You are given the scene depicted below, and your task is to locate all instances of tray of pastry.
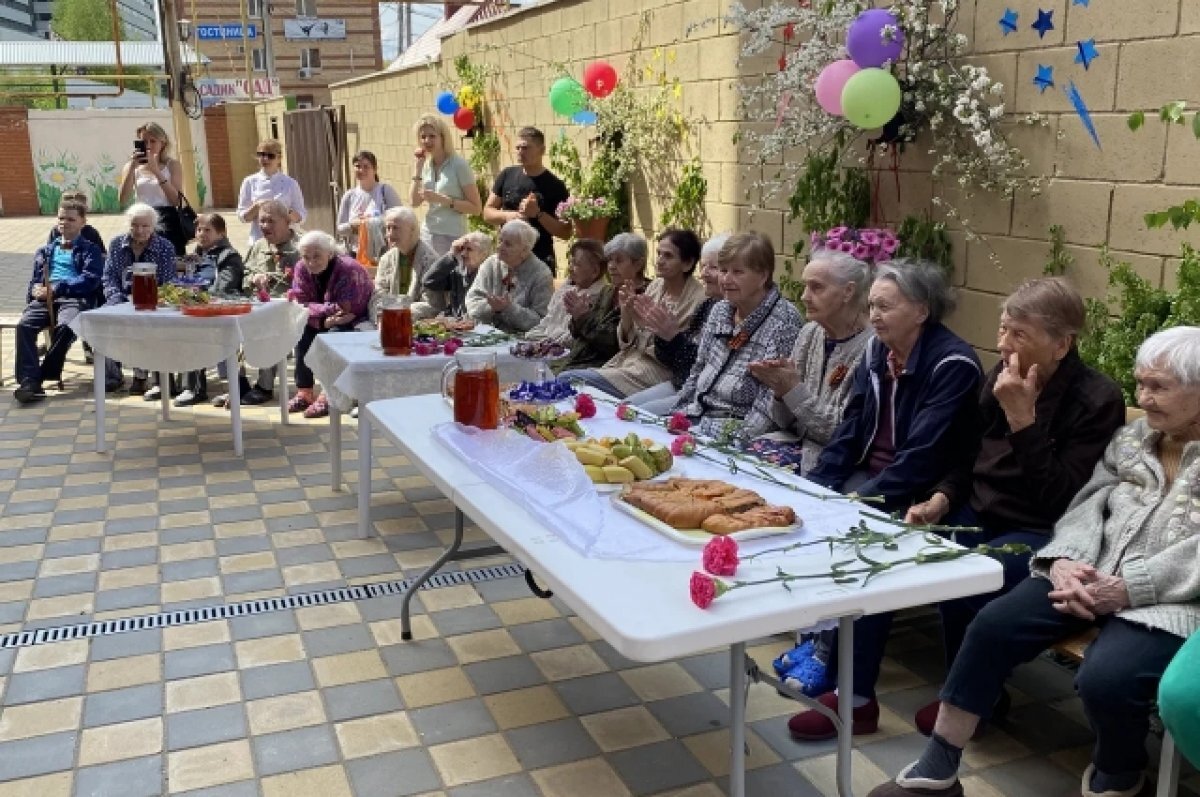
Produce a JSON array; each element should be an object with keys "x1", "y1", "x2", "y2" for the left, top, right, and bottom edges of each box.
[{"x1": 612, "y1": 477, "x2": 801, "y2": 545}]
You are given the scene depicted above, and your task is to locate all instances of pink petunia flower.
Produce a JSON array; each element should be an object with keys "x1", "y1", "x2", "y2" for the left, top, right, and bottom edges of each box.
[
  {"x1": 852, "y1": 243, "x2": 871, "y2": 260},
  {"x1": 702, "y1": 536, "x2": 739, "y2": 576}
]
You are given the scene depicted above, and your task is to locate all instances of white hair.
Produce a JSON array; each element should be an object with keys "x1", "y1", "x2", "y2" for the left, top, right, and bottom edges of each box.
[
  {"x1": 125, "y1": 202, "x2": 157, "y2": 225},
  {"x1": 1136, "y1": 326, "x2": 1200, "y2": 386},
  {"x1": 500, "y1": 219, "x2": 538, "y2": 250},
  {"x1": 874, "y1": 258, "x2": 955, "y2": 324},
  {"x1": 297, "y1": 230, "x2": 338, "y2": 256},
  {"x1": 604, "y1": 232, "x2": 648, "y2": 265},
  {"x1": 811, "y1": 248, "x2": 873, "y2": 307},
  {"x1": 463, "y1": 231, "x2": 493, "y2": 257},
  {"x1": 701, "y1": 232, "x2": 731, "y2": 260},
  {"x1": 384, "y1": 206, "x2": 418, "y2": 228}
]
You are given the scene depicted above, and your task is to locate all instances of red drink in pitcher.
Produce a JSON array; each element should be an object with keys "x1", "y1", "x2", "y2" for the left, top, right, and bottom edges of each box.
[
  {"x1": 453, "y1": 368, "x2": 500, "y2": 430},
  {"x1": 380, "y1": 306, "x2": 413, "y2": 356},
  {"x1": 131, "y1": 263, "x2": 158, "y2": 311}
]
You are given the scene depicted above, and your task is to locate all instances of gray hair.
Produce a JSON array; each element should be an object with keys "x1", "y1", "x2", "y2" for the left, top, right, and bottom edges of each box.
[
  {"x1": 384, "y1": 206, "x2": 418, "y2": 229},
  {"x1": 125, "y1": 202, "x2": 157, "y2": 225},
  {"x1": 1135, "y1": 326, "x2": 1200, "y2": 386},
  {"x1": 297, "y1": 230, "x2": 338, "y2": 256},
  {"x1": 258, "y1": 199, "x2": 290, "y2": 222},
  {"x1": 604, "y1": 233, "x2": 649, "y2": 266},
  {"x1": 701, "y1": 232, "x2": 731, "y2": 260},
  {"x1": 499, "y1": 219, "x2": 538, "y2": 250},
  {"x1": 463, "y1": 231, "x2": 493, "y2": 257},
  {"x1": 811, "y1": 248, "x2": 872, "y2": 307},
  {"x1": 874, "y1": 258, "x2": 954, "y2": 324}
]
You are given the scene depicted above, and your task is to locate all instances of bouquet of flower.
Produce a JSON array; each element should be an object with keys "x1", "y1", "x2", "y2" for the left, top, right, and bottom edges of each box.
[
  {"x1": 810, "y1": 226, "x2": 899, "y2": 266},
  {"x1": 556, "y1": 195, "x2": 619, "y2": 222}
]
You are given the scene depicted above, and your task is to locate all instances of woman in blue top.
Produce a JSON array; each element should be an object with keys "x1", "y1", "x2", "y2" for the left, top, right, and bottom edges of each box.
[
  {"x1": 336, "y1": 150, "x2": 402, "y2": 260},
  {"x1": 409, "y1": 114, "x2": 482, "y2": 256}
]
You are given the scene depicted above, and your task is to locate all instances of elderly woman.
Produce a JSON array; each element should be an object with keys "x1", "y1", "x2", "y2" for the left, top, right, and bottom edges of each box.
[
  {"x1": 369, "y1": 206, "x2": 441, "y2": 323},
  {"x1": 465, "y1": 220, "x2": 553, "y2": 334},
  {"x1": 557, "y1": 237, "x2": 648, "y2": 374},
  {"x1": 101, "y1": 202, "x2": 177, "y2": 394},
  {"x1": 288, "y1": 231, "x2": 374, "y2": 419},
  {"x1": 746, "y1": 250, "x2": 872, "y2": 474},
  {"x1": 867, "y1": 327, "x2": 1200, "y2": 797},
  {"x1": 788, "y1": 277, "x2": 1126, "y2": 740},
  {"x1": 410, "y1": 114, "x2": 482, "y2": 255},
  {"x1": 526, "y1": 238, "x2": 609, "y2": 345},
  {"x1": 670, "y1": 232, "x2": 801, "y2": 440},
  {"x1": 419, "y1": 232, "x2": 493, "y2": 318}
]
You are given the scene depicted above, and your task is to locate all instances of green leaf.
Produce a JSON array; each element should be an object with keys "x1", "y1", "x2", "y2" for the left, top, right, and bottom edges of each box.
[
  {"x1": 1193, "y1": 112, "x2": 1200, "y2": 140},
  {"x1": 1127, "y1": 111, "x2": 1145, "y2": 132},
  {"x1": 1161, "y1": 101, "x2": 1187, "y2": 124}
]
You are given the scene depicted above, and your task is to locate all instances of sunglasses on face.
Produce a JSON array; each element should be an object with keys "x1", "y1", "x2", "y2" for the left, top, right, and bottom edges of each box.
[{"x1": 256, "y1": 152, "x2": 278, "y2": 159}]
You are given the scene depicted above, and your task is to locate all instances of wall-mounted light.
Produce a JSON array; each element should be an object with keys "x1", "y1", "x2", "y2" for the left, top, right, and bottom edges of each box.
[{"x1": 178, "y1": 18, "x2": 192, "y2": 40}]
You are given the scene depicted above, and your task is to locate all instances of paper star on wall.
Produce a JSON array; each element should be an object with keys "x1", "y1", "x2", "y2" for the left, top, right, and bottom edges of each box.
[
  {"x1": 1033, "y1": 65, "x2": 1055, "y2": 94},
  {"x1": 1032, "y1": 9, "x2": 1055, "y2": 38},
  {"x1": 1075, "y1": 39, "x2": 1100, "y2": 69},
  {"x1": 1066, "y1": 81, "x2": 1101, "y2": 149},
  {"x1": 1072, "y1": 0, "x2": 1090, "y2": 6},
  {"x1": 999, "y1": 8, "x2": 1019, "y2": 35}
]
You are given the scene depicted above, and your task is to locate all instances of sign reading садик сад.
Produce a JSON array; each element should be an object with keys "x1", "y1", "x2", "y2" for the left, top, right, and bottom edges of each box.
[{"x1": 197, "y1": 78, "x2": 281, "y2": 105}]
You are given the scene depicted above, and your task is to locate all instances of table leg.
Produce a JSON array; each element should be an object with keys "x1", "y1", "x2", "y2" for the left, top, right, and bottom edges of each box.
[
  {"x1": 728, "y1": 641, "x2": 747, "y2": 797},
  {"x1": 837, "y1": 616, "x2": 856, "y2": 797},
  {"x1": 158, "y1": 371, "x2": 171, "y2": 422},
  {"x1": 330, "y1": 403, "x2": 343, "y2": 492},
  {"x1": 356, "y1": 410, "x2": 372, "y2": 538},
  {"x1": 227, "y1": 355, "x2": 243, "y2": 457},
  {"x1": 400, "y1": 508, "x2": 464, "y2": 641},
  {"x1": 93, "y1": 354, "x2": 106, "y2": 453},
  {"x1": 277, "y1": 358, "x2": 288, "y2": 425}
]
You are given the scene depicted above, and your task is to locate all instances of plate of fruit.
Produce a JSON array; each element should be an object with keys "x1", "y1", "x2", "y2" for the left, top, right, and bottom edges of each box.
[
  {"x1": 504, "y1": 406, "x2": 586, "y2": 442},
  {"x1": 510, "y1": 339, "x2": 570, "y2": 362},
  {"x1": 564, "y1": 433, "x2": 675, "y2": 491}
]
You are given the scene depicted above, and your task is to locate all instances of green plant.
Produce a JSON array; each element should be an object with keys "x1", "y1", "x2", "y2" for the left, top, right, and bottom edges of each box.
[
  {"x1": 1079, "y1": 244, "x2": 1200, "y2": 403},
  {"x1": 468, "y1": 128, "x2": 499, "y2": 176},
  {"x1": 659, "y1": 158, "x2": 708, "y2": 234},
  {"x1": 192, "y1": 149, "x2": 208, "y2": 207},
  {"x1": 1042, "y1": 224, "x2": 1073, "y2": 276},
  {"x1": 1127, "y1": 101, "x2": 1200, "y2": 139},
  {"x1": 897, "y1": 215, "x2": 953, "y2": 275}
]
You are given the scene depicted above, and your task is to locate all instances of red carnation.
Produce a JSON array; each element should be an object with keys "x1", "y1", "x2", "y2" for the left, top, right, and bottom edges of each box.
[
  {"x1": 443, "y1": 338, "x2": 463, "y2": 356},
  {"x1": 702, "y1": 536, "x2": 740, "y2": 577},
  {"x1": 616, "y1": 402, "x2": 637, "y2": 421},
  {"x1": 574, "y1": 393, "x2": 597, "y2": 419},
  {"x1": 670, "y1": 434, "x2": 696, "y2": 457},
  {"x1": 690, "y1": 572, "x2": 729, "y2": 609},
  {"x1": 667, "y1": 412, "x2": 691, "y2": 434}
]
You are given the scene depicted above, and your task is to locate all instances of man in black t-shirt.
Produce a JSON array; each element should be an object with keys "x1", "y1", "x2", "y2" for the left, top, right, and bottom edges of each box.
[{"x1": 483, "y1": 126, "x2": 571, "y2": 273}]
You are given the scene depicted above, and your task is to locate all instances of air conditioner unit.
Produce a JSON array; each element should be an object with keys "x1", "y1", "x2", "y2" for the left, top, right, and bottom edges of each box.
[
  {"x1": 298, "y1": 67, "x2": 313, "y2": 78},
  {"x1": 235, "y1": 44, "x2": 244, "y2": 55}
]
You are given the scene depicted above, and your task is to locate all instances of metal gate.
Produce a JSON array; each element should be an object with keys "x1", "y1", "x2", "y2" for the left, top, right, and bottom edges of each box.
[{"x1": 281, "y1": 106, "x2": 348, "y2": 236}]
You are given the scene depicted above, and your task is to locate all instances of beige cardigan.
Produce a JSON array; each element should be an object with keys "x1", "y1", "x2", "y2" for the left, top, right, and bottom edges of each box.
[{"x1": 596, "y1": 276, "x2": 707, "y2": 397}]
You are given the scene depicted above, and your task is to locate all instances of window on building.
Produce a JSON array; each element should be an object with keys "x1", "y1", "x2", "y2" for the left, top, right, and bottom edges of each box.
[
  {"x1": 247, "y1": 0, "x2": 263, "y2": 17},
  {"x1": 296, "y1": 94, "x2": 315, "y2": 109},
  {"x1": 295, "y1": 0, "x2": 316, "y2": 17},
  {"x1": 301, "y1": 48, "x2": 322, "y2": 72},
  {"x1": 252, "y1": 48, "x2": 267, "y2": 72}
]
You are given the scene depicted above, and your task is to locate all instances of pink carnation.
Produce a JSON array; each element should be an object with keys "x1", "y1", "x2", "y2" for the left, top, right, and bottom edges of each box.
[
  {"x1": 702, "y1": 536, "x2": 739, "y2": 576},
  {"x1": 689, "y1": 572, "x2": 729, "y2": 609},
  {"x1": 670, "y1": 434, "x2": 696, "y2": 456},
  {"x1": 442, "y1": 338, "x2": 463, "y2": 355},
  {"x1": 616, "y1": 402, "x2": 637, "y2": 421},
  {"x1": 667, "y1": 413, "x2": 691, "y2": 434},
  {"x1": 574, "y1": 393, "x2": 596, "y2": 419}
]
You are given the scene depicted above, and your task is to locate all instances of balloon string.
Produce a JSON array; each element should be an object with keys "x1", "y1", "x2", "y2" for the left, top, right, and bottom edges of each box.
[{"x1": 867, "y1": 144, "x2": 883, "y2": 226}]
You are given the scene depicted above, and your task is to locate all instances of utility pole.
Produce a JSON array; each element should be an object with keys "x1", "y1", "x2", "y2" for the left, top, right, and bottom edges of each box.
[
  {"x1": 262, "y1": 1, "x2": 276, "y2": 81},
  {"x1": 159, "y1": 0, "x2": 199, "y2": 205}
]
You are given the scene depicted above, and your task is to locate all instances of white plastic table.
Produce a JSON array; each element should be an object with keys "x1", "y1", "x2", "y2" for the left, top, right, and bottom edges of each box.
[
  {"x1": 306, "y1": 329, "x2": 526, "y2": 493},
  {"x1": 72, "y1": 300, "x2": 308, "y2": 456},
  {"x1": 363, "y1": 395, "x2": 1004, "y2": 797}
]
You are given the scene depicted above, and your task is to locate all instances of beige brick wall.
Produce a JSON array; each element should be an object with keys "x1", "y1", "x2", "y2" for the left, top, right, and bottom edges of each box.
[{"x1": 325, "y1": 0, "x2": 1200, "y2": 354}]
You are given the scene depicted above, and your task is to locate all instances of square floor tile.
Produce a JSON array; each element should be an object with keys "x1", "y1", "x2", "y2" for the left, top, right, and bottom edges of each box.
[
  {"x1": 530, "y1": 756, "x2": 632, "y2": 797},
  {"x1": 410, "y1": 698, "x2": 498, "y2": 745},
  {"x1": 395, "y1": 666, "x2": 476, "y2": 709},
  {"x1": 530, "y1": 645, "x2": 610, "y2": 682},
  {"x1": 346, "y1": 749, "x2": 442, "y2": 797},
  {"x1": 83, "y1": 684, "x2": 163, "y2": 728},
  {"x1": 323, "y1": 678, "x2": 404, "y2": 722},
  {"x1": 507, "y1": 619, "x2": 586, "y2": 654},
  {"x1": 484, "y1": 685, "x2": 569, "y2": 730},
  {"x1": 3, "y1": 665, "x2": 85, "y2": 705},
  {"x1": 608, "y1": 739, "x2": 710, "y2": 796},
  {"x1": 0, "y1": 731, "x2": 77, "y2": 781},
  {"x1": 77, "y1": 717, "x2": 163, "y2": 766},
  {"x1": 246, "y1": 691, "x2": 327, "y2": 736},
  {"x1": 73, "y1": 755, "x2": 163, "y2": 797},
  {"x1": 428, "y1": 732, "x2": 521, "y2": 787},
  {"x1": 164, "y1": 643, "x2": 236, "y2": 681},
  {"x1": 504, "y1": 717, "x2": 601, "y2": 771},
  {"x1": 334, "y1": 711, "x2": 420, "y2": 760},
  {"x1": 166, "y1": 704, "x2": 249, "y2": 751},
  {"x1": 301, "y1": 624, "x2": 375, "y2": 658},
  {"x1": 645, "y1": 691, "x2": 733, "y2": 738},
  {"x1": 554, "y1": 672, "x2": 642, "y2": 717},
  {"x1": 462, "y1": 655, "x2": 547, "y2": 696},
  {"x1": 166, "y1": 740, "x2": 255, "y2": 793},
  {"x1": 252, "y1": 725, "x2": 340, "y2": 777},
  {"x1": 239, "y1": 661, "x2": 317, "y2": 701},
  {"x1": 381, "y1": 639, "x2": 458, "y2": 677}
]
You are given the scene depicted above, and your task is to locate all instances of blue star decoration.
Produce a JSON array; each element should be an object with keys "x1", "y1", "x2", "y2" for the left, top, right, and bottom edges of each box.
[
  {"x1": 1032, "y1": 9, "x2": 1055, "y2": 38},
  {"x1": 1072, "y1": 0, "x2": 1090, "y2": 6},
  {"x1": 1066, "y1": 81, "x2": 1101, "y2": 149},
  {"x1": 1075, "y1": 39, "x2": 1100, "y2": 70},
  {"x1": 999, "y1": 8, "x2": 1019, "y2": 35},
  {"x1": 1034, "y1": 65, "x2": 1055, "y2": 94}
]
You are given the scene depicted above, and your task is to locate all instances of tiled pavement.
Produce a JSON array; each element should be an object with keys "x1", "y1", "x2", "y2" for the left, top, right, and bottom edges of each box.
[{"x1": 1, "y1": 214, "x2": 1198, "y2": 796}]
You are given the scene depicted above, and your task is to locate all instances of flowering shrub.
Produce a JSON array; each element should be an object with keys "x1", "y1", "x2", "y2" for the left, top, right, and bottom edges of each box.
[
  {"x1": 556, "y1": 195, "x2": 619, "y2": 222},
  {"x1": 810, "y1": 226, "x2": 899, "y2": 265}
]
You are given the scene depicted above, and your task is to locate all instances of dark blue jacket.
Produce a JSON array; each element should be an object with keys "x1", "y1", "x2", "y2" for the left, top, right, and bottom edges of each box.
[
  {"x1": 26, "y1": 238, "x2": 105, "y2": 303},
  {"x1": 808, "y1": 322, "x2": 982, "y2": 510}
]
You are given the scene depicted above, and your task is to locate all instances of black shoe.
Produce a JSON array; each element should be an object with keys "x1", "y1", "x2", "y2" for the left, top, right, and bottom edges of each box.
[
  {"x1": 173, "y1": 389, "x2": 207, "y2": 407},
  {"x1": 242, "y1": 387, "x2": 274, "y2": 405},
  {"x1": 14, "y1": 383, "x2": 46, "y2": 404},
  {"x1": 143, "y1": 385, "x2": 161, "y2": 401},
  {"x1": 211, "y1": 393, "x2": 229, "y2": 408},
  {"x1": 128, "y1": 376, "x2": 148, "y2": 395},
  {"x1": 105, "y1": 378, "x2": 125, "y2": 393}
]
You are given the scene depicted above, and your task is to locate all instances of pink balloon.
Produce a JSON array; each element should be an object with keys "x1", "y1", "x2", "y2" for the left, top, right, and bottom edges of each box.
[{"x1": 815, "y1": 59, "x2": 861, "y2": 116}]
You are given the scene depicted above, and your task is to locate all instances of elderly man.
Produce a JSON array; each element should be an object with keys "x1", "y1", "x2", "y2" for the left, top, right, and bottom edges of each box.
[
  {"x1": 482, "y1": 126, "x2": 571, "y2": 273},
  {"x1": 369, "y1": 206, "x2": 440, "y2": 323},
  {"x1": 13, "y1": 198, "x2": 104, "y2": 404}
]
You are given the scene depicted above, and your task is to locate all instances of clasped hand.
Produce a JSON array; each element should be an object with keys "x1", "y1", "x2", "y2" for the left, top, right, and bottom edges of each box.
[
  {"x1": 1047, "y1": 558, "x2": 1130, "y2": 620},
  {"x1": 486, "y1": 294, "x2": 512, "y2": 313},
  {"x1": 31, "y1": 284, "x2": 49, "y2": 301},
  {"x1": 562, "y1": 289, "x2": 592, "y2": 319},
  {"x1": 631, "y1": 294, "x2": 680, "y2": 340}
]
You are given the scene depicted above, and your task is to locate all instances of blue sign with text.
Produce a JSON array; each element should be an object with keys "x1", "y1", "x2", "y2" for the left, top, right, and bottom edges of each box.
[{"x1": 197, "y1": 24, "x2": 257, "y2": 40}]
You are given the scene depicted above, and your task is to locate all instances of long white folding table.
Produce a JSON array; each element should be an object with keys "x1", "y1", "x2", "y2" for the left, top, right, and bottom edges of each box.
[
  {"x1": 72, "y1": 300, "x2": 307, "y2": 456},
  {"x1": 362, "y1": 395, "x2": 1004, "y2": 797}
]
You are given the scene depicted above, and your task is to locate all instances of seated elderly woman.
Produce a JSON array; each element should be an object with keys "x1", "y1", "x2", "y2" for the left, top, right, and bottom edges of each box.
[
  {"x1": 745, "y1": 249, "x2": 873, "y2": 474},
  {"x1": 670, "y1": 231, "x2": 801, "y2": 440},
  {"x1": 866, "y1": 326, "x2": 1200, "y2": 797},
  {"x1": 101, "y1": 201, "x2": 178, "y2": 394},
  {"x1": 556, "y1": 237, "x2": 648, "y2": 374},
  {"x1": 525, "y1": 238, "x2": 608, "y2": 345},
  {"x1": 419, "y1": 232, "x2": 493, "y2": 318},
  {"x1": 370, "y1": 206, "x2": 440, "y2": 323},
  {"x1": 288, "y1": 231, "x2": 374, "y2": 419},
  {"x1": 561, "y1": 231, "x2": 706, "y2": 398},
  {"x1": 465, "y1": 219, "x2": 553, "y2": 334}
]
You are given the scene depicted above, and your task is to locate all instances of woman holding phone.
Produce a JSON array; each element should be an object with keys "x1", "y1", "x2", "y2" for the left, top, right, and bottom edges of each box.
[
  {"x1": 118, "y1": 122, "x2": 189, "y2": 255},
  {"x1": 409, "y1": 114, "x2": 481, "y2": 256}
]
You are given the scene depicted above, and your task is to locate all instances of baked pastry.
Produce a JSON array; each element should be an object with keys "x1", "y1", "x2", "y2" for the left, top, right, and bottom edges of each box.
[
  {"x1": 622, "y1": 478, "x2": 797, "y2": 534},
  {"x1": 702, "y1": 505, "x2": 797, "y2": 535}
]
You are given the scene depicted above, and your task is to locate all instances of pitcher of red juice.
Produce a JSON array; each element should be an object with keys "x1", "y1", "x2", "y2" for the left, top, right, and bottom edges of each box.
[
  {"x1": 379, "y1": 296, "x2": 413, "y2": 356},
  {"x1": 440, "y1": 349, "x2": 499, "y2": 430},
  {"x1": 131, "y1": 262, "x2": 158, "y2": 311}
]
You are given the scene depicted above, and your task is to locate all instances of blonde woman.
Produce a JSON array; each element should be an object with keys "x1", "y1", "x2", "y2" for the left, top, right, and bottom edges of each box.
[
  {"x1": 410, "y1": 114, "x2": 481, "y2": 256},
  {"x1": 118, "y1": 121, "x2": 188, "y2": 254},
  {"x1": 237, "y1": 138, "x2": 306, "y2": 246}
]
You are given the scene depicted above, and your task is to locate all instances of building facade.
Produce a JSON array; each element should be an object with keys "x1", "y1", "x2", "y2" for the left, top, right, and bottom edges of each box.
[
  {"x1": 181, "y1": 0, "x2": 380, "y2": 107},
  {"x1": 0, "y1": 0, "x2": 40, "y2": 39}
]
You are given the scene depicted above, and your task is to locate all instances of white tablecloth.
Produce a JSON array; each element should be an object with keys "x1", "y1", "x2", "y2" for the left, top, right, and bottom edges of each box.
[
  {"x1": 308, "y1": 329, "x2": 529, "y2": 412},
  {"x1": 71, "y1": 301, "x2": 308, "y2": 373}
]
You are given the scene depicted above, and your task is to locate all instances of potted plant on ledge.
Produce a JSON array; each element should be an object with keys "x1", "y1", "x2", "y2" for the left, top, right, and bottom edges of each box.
[{"x1": 557, "y1": 194, "x2": 619, "y2": 241}]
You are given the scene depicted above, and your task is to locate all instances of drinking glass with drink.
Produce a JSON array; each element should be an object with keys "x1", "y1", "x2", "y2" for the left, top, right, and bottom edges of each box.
[
  {"x1": 440, "y1": 349, "x2": 500, "y2": 430},
  {"x1": 379, "y1": 296, "x2": 413, "y2": 356},
  {"x1": 131, "y1": 262, "x2": 158, "y2": 311}
]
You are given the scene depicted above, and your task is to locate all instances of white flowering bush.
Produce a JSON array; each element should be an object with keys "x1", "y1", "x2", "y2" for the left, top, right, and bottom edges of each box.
[{"x1": 725, "y1": 0, "x2": 1044, "y2": 225}]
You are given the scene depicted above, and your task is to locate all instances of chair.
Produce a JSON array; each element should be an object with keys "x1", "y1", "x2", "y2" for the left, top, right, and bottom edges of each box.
[{"x1": 0, "y1": 314, "x2": 19, "y2": 386}]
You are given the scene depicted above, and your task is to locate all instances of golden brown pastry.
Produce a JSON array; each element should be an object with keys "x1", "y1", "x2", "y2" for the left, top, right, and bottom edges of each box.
[{"x1": 622, "y1": 478, "x2": 798, "y2": 533}]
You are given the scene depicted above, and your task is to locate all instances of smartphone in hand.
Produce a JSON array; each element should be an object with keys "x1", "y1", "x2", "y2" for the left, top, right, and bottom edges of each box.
[{"x1": 133, "y1": 139, "x2": 148, "y2": 163}]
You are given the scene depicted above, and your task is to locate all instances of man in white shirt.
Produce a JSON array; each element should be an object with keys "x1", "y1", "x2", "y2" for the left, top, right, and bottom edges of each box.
[{"x1": 237, "y1": 138, "x2": 307, "y2": 245}]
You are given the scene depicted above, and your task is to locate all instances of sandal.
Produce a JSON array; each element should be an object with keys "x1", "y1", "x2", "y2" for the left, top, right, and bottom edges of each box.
[
  {"x1": 303, "y1": 395, "x2": 330, "y2": 419},
  {"x1": 288, "y1": 391, "x2": 314, "y2": 413}
]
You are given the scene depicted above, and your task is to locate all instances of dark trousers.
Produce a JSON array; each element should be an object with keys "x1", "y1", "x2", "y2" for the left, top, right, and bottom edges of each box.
[
  {"x1": 942, "y1": 576, "x2": 1183, "y2": 776},
  {"x1": 15, "y1": 298, "x2": 83, "y2": 386},
  {"x1": 294, "y1": 323, "x2": 354, "y2": 390}
]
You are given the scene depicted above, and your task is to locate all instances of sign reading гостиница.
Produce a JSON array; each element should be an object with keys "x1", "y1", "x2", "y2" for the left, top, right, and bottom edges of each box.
[{"x1": 197, "y1": 24, "x2": 257, "y2": 40}]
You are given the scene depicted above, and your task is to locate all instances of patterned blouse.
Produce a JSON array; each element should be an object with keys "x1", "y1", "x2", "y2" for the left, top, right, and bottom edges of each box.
[
  {"x1": 292, "y1": 255, "x2": 374, "y2": 329},
  {"x1": 102, "y1": 232, "x2": 177, "y2": 304}
]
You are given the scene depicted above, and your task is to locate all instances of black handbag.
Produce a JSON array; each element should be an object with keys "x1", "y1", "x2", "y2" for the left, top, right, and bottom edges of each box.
[{"x1": 177, "y1": 193, "x2": 198, "y2": 241}]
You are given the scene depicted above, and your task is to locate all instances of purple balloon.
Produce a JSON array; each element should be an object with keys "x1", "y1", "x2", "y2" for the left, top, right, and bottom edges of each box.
[{"x1": 846, "y1": 9, "x2": 904, "y2": 69}]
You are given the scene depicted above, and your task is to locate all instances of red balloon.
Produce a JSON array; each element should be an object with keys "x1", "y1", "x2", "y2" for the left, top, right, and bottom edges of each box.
[
  {"x1": 452, "y1": 107, "x2": 476, "y2": 131},
  {"x1": 583, "y1": 61, "x2": 618, "y2": 98}
]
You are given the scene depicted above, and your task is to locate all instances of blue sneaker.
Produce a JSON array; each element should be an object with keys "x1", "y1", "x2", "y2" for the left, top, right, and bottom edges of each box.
[{"x1": 772, "y1": 641, "x2": 815, "y2": 680}]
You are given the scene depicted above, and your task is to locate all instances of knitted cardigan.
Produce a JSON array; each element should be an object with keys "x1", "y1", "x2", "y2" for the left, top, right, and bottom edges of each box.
[
  {"x1": 465, "y1": 253, "x2": 554, "y2": 333},
  {"x1": 370, "y1": 240, "x2": 441, "y2": 322},
  {"x1": 1031, "y1": 417, "x2": 1200, "y2": 639}
]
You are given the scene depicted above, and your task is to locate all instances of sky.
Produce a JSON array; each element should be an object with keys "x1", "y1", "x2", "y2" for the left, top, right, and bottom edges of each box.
[{"x1": 379, "y1": 3, "x2": 439, "y2": 62}]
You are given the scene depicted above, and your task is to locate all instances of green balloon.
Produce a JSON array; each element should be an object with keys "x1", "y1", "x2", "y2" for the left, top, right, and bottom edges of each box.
[
  {"x1": 840, "y1": 68, "x2": 902, "y2": 130},
  {"x1": 549, "y1": 77, "x2": 587, "y2": 118}
]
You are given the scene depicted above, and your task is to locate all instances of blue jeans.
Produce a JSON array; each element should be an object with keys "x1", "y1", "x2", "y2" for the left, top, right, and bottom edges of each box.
[
  {"x1": 15, "y1": 298, "x2": 84, "y2": 386},
  {"x1": 558, "y1": 368, "x2": 623, "y2": 398}
]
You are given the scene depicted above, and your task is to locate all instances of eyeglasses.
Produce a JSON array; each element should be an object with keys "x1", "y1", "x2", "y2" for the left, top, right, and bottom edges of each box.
[{"x1": 256, "y1": 151, "x2": 278, "y2": 159}]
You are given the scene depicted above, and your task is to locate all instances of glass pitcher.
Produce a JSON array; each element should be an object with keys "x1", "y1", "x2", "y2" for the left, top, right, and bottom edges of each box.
[
  {"x1": 379, "y1": 296, "x2": 413, "y2": 356},
  {"x1": 131, "y1": 262, "x2": 158, "y2": 311},
  {"x1": 441, "y1": 349, "x2": 500, "y2": 429}
]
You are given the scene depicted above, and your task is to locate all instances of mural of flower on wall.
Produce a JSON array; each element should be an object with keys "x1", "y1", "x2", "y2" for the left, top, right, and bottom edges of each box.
[
  {"x1": 35, "y1": 151, "x2": 81, "y2": 215},
  {"x1": 192, "y1": 147, "x2": 208, "y2": 207},
  {"x1": 85, "y1": 155, "x2": 121, "y2": 214}
]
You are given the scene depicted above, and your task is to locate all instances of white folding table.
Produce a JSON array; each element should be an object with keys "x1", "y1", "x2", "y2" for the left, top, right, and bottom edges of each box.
[{"x1": 362, "y1": 395, "x2": 1004, "y2": 797}]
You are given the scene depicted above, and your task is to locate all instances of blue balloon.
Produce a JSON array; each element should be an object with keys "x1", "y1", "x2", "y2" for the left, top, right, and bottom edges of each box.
[
  {"x1": 435, "y1": 91, "x2": 459, "y2": 115},
  {"x1": 572, "y1": 110, "x2": 598, "y2": 125}
]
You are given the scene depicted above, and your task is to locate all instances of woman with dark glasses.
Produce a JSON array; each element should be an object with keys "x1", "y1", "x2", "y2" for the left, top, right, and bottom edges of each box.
[{"x1": 236, "y1": 138, "x2": 307, "y2": 246}]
